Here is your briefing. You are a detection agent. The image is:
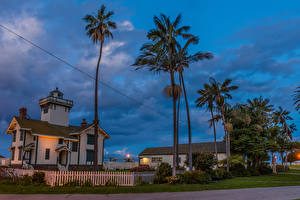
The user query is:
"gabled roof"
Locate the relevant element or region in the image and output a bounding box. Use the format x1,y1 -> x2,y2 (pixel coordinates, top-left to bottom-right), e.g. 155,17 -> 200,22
6,117 -> 109,139
139,141 -> 226,156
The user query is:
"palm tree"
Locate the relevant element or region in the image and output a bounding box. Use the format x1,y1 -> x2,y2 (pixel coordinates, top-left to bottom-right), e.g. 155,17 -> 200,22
273,106 -> 293,139
210,78 -> 238,171
196,82 -> 218,161
176,37 -> 213,170
83,5 -> 116,170
294,86 -> 300,112
133,14 -> 191,176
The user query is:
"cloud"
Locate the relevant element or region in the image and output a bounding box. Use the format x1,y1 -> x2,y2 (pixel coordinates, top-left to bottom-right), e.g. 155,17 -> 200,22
118,20 -> 134,31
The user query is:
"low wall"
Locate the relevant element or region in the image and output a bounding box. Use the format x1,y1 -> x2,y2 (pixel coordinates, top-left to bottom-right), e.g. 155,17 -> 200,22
103,162 -> 138,170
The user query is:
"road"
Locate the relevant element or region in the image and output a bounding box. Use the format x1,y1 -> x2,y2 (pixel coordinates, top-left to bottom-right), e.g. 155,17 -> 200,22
1,186 -> 300,200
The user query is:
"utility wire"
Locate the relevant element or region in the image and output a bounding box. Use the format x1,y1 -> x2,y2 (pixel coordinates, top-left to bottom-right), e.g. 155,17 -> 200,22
0,24 -> 183,122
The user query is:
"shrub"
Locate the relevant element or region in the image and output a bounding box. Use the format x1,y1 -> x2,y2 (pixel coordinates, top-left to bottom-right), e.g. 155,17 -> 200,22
186,153 -> 217,172
230,163 -> 250,177
32,172 -> 45,184
105,179 -> 117,187
166,176 -> 180,184
179,171 -> 211,184
258,165 -> 272,175
154,163 -> 172,184
19,175 -> 32,186
130,165 -> 154,172
247,168 -> 260,176
210,169 -> 232,181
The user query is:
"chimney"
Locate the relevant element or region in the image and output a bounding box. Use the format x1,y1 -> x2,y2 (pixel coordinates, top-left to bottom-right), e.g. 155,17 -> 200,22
19,107 -> 27,119
81,118 -> 87,127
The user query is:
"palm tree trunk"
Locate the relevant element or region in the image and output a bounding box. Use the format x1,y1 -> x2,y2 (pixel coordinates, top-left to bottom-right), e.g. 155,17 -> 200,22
176,76 -> 181,168
210,107 -> 218,161
220,106 -> 230,171
170,70 -> 177,176
180,72 -> 192,171
93,40 -> 103,171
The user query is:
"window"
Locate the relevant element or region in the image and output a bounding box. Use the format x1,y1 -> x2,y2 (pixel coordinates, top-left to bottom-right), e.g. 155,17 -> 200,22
11,148 -> 15,160
43,106 -> 48,114
12,131 -> 16,142
151,157 -> 163,163
87,134 -> 95,145
20,130 -> 24,141
177,157 -> 181,163
86,150 -> 94,164
58,139 -> 63,144
18,147 -> 22,161
45,149 -> 50,160
72,142 -> 78,152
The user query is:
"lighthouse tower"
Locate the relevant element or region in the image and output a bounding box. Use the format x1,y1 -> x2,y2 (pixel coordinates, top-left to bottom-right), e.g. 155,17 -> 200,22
39,88 -> 73,126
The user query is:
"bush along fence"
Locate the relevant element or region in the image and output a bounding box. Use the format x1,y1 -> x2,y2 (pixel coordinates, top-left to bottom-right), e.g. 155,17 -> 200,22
6,168 -> 140,186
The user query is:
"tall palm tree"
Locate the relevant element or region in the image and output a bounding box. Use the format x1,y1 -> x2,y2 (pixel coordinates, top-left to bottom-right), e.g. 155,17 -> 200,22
133,14 -> 191,176
273,106 -> 293,139
294,86 -> 300,112
83,5 -> 116,170
176,37 -> 213,170
210,78 -> 238,171
196,82 -> 218,161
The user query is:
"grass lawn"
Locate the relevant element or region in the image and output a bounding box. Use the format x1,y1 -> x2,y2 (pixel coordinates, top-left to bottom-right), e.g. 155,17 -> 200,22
0,172 -> 300,194
289,165 -> 300,170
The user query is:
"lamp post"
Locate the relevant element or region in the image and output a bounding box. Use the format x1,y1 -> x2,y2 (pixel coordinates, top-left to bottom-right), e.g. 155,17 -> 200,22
272,155 -> 277,174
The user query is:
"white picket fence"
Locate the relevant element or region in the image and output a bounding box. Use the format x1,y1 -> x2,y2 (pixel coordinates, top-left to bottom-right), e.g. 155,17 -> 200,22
46,171 -> 135,186
6,169 -> 135,186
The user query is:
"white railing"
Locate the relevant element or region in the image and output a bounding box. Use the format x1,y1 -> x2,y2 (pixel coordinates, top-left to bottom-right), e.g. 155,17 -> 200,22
5,169 -> 135,186
46,171 -> 135,186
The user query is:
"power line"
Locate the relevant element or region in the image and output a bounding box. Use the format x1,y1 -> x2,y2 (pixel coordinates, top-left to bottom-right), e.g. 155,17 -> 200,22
0,24 -> 181,122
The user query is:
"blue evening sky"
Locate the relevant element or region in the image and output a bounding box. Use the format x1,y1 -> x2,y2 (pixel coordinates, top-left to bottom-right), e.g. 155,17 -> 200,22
0,0 -> 299,158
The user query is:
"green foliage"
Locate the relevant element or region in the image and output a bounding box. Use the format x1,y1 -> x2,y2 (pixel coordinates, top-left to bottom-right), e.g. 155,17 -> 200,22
247,168 -> 260,176
186,152 -> 217,172
257,165 -> 273,175
230,163 -> 250,177
179,171 -> 211,184
219,154 -> 245,167
155,163 -> 172,184
209,169 -> 232,181
32,172 -> 45,184
166,176 -> 181,184
287,152 -> 298,163
19,175 -> 33,186
105,179 -> 117,187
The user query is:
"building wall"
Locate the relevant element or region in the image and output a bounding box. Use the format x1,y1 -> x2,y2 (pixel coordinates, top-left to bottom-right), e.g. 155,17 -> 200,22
140,153 -> 227,168
36,136 -> 60,165
41,104 -> 70,126
78,127 -> 104,165
10,123 -> 23,165
9,123 -> 105,166
140,154 -> 187,168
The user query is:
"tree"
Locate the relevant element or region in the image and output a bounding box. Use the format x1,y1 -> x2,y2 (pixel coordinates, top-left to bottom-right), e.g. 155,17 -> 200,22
294,86 -> 300,113
287,152 -> 297,164
210,78 -> 238,171
176,37 -> 213,170
133,14 -> 192,176
196,81 -> 218,160
83,5 -> 116,170
185,152 -> 217,172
